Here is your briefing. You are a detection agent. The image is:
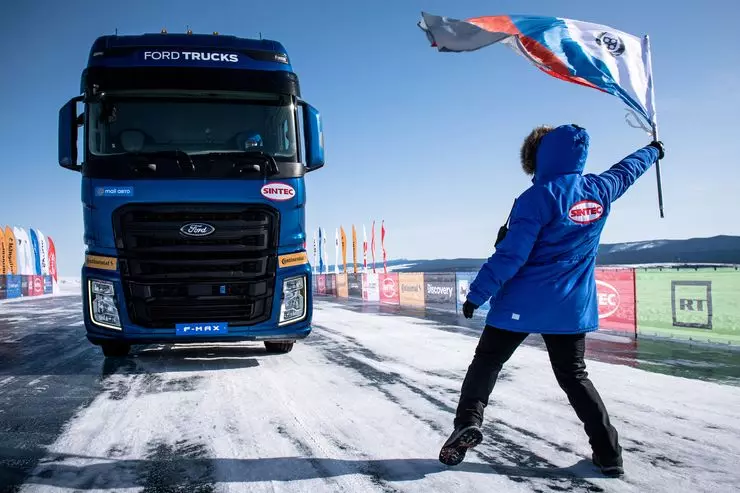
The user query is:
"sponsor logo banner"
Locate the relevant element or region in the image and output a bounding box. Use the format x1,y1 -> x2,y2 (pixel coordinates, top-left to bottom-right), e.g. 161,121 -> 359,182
336,273 -> 349,298
456,272 -> 490,318
399,273 -> 425,308
325,273 -> 337,296
595,268 -> 636,334
5,275 -> 21,299
379,273 -> 400,305
348,273 -> 363,299
317,274 -> 327,296
362,273 -> 380,302
424,273 -> 456,310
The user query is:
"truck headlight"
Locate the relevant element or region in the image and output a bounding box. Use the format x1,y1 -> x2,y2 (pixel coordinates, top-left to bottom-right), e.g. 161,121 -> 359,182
89,279 -> 121,330
279,275 -> 306,325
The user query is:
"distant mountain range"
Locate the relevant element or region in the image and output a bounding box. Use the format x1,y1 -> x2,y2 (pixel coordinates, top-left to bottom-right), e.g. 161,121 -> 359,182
327,235 -> 740,273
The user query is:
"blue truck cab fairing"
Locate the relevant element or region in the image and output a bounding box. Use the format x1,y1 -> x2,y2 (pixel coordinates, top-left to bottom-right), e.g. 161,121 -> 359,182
58,31 -> 325,357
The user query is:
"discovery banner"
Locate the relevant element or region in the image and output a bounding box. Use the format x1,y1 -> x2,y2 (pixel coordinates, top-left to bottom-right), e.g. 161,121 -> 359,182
424,273 -> 457,311
348,273 -> 363,299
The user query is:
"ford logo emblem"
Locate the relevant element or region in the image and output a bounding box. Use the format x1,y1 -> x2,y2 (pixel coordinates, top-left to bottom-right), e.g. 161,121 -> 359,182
180,222 -> 216,237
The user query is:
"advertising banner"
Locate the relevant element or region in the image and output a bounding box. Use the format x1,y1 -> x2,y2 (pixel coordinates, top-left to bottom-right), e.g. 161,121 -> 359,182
456,272 -> 490,318
595,268 -> 636,335
317,274 -> 327,296
21,276 -> 30,296
636,267 -> 740,345
311,272 -> 318,294
0,276 -> 5,300
399,273 -> 425,308
336,273 -> 349,298
5,275 -> 21,299
424,273 -> 457,312
43,275 -> 53,295
325,274 -> 337,296
348,273 -> 363,299
362,273 -> 380,302
379,273 -> 400,305
31,275 -> 44,296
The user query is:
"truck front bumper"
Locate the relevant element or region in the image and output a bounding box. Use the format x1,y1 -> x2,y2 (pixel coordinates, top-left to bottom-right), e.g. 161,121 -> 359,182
82,263 -> 313,346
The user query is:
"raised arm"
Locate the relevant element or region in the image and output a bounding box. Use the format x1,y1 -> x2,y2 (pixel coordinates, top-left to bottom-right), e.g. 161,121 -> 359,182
595,142 -> 664,203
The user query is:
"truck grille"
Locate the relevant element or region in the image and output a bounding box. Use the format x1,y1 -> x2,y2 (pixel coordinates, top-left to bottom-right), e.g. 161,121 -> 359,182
113,204 -> 279,328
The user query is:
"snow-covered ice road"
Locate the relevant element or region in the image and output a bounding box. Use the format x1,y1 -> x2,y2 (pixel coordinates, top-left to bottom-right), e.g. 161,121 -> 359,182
2,296 -> 740,493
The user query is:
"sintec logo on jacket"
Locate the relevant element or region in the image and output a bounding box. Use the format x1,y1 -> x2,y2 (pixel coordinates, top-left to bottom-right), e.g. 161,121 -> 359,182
568,200 -> 604,224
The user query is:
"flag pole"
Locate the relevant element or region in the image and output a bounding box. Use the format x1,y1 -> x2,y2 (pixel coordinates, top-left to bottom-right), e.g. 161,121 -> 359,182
644,34 -> 664,218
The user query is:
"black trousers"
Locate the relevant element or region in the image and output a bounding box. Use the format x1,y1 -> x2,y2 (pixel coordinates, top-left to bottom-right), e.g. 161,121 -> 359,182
454,325 -> 622,462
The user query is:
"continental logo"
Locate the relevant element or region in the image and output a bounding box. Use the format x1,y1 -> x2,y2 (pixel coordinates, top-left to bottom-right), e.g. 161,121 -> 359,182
278,251 -> 308,268
85,254 -> 117,271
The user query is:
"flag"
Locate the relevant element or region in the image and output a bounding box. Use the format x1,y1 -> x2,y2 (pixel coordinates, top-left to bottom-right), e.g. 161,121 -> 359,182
371,220 -> 376,273
351,225 -> 358,274
334,228 -> 340,274
312,230 -> 318,273
322,227 -> 329,273
418,12 -> 656,128
362,225 -> 368,272
340,226 -> 347,273
381,220 -> 387,274
318,228 -> 324,273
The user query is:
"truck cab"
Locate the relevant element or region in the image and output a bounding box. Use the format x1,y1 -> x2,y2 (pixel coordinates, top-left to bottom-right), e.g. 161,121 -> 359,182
58,31 -> 324,357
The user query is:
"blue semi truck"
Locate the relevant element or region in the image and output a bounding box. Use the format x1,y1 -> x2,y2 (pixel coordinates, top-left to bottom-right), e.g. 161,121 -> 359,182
58,30 -> 324,357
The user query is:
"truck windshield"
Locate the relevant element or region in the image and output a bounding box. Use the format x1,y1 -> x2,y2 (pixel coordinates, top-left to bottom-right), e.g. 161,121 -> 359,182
87,94 -> 297,162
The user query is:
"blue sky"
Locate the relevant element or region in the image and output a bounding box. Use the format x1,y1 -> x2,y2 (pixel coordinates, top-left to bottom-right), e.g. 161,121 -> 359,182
2,0 -> 739,275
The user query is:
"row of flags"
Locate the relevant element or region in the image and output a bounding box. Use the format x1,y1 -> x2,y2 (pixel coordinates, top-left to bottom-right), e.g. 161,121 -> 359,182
312,221 -> 387,274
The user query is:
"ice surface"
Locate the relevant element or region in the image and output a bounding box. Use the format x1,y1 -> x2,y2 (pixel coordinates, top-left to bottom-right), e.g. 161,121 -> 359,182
17,301 -> 740,492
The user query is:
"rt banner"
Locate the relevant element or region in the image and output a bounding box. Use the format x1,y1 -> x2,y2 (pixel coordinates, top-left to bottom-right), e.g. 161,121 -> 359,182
379,273 -> 400,305
595,268 -> 636,335
424,273 -> 456,312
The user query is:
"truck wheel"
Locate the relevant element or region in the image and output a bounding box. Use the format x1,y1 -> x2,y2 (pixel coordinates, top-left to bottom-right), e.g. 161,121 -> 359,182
101,343 -> 131,358
264,341 -> 294,354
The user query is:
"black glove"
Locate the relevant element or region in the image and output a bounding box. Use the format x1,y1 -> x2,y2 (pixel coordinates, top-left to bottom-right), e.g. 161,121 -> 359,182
648,140 -> 665,160
462,300 -> 478,319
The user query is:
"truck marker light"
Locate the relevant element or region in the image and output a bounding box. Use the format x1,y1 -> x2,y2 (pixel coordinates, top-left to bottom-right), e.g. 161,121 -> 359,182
86,254 -> 117,271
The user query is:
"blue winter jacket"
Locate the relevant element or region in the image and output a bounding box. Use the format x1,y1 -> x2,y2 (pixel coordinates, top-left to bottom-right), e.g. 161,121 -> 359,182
467,124 -> 659,334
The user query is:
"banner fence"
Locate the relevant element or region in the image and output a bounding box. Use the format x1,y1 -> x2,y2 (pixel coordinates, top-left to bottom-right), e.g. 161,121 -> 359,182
312,266 -> 740,345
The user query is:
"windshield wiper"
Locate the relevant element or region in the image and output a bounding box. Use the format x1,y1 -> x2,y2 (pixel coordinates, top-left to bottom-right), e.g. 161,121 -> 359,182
201,151 -> 280,176
125,150 -> 196,174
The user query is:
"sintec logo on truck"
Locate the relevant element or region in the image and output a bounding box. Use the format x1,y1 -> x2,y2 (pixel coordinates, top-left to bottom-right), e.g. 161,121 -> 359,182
59,30 -> 325,358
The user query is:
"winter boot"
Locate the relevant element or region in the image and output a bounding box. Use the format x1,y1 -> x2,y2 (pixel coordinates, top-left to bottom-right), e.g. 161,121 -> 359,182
592,453 -> 624,477
439,424 -> 483,466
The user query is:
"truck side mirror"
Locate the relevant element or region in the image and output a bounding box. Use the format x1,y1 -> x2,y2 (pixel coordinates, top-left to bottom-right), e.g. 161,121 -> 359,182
300,102 -> 324,172
59,96 -> 83,172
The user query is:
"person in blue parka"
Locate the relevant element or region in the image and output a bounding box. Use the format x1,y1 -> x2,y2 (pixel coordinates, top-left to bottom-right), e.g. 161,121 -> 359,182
439,123 -> 664,477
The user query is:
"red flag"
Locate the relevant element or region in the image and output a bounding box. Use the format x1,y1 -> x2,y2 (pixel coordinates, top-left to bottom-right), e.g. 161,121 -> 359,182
371,220 -> 376,273
381,220 -> 387,274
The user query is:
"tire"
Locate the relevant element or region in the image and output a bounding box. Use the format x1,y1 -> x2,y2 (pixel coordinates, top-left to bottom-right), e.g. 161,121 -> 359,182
264,341 -> 294,354
101,343 -> 131,358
